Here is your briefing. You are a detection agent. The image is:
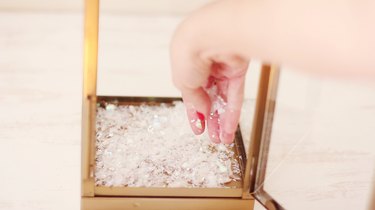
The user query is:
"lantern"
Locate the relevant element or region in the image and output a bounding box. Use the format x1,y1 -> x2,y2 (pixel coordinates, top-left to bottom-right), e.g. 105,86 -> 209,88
81,0 -> 284,210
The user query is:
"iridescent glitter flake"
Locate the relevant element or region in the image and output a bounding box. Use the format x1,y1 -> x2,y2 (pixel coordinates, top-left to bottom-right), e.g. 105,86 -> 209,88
95,101 -> 242,188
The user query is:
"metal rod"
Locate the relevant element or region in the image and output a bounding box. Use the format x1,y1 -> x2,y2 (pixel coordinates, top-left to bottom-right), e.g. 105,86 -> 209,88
242,65 -> 272,198
82,0 -> 99,197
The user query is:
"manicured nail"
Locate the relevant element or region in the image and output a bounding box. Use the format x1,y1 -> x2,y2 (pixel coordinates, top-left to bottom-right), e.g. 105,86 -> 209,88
187,109 -> 205,135
220,131 -> 235,144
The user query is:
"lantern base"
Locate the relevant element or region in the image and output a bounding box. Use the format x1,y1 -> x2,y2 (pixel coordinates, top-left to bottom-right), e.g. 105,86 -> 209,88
82,196 -> 255,210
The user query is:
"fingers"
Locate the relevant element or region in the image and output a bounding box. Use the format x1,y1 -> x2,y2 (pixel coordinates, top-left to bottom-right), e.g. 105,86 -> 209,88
170,17 -> 248,143
205,58 -> 247,144
205,75 -> 245,144
219,75 -> 246,144
206,77 -> 228,143
170,41 -> 211,135
170,21 -> 213,136
207,110 -> 221,143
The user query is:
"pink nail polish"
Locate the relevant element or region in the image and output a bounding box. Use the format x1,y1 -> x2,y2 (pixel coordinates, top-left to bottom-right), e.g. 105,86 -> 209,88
188,110 -> 205,135
197,112 -> 205,121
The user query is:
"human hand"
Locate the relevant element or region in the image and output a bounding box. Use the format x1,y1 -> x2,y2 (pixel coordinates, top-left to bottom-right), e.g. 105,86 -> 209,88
170,0 -> 375,144
170,1 -> 249,144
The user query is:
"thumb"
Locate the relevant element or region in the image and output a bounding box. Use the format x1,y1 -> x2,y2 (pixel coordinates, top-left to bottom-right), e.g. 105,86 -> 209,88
181,87 -> 211,135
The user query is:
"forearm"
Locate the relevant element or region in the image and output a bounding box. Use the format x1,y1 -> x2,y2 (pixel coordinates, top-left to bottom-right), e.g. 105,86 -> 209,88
181,0 -> 375,80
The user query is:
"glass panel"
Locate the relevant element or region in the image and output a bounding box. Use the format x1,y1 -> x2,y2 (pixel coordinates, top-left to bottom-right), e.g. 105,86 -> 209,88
97,1 -> 182,97
260,70 -> 375,210
240,60 -> 262,157
93,1 -> 248,195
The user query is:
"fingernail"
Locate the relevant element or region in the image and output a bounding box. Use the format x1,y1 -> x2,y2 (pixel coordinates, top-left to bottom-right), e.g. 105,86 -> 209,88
188,109 -> 205,135
220,131 -> 235,144
209,129 -> 220,143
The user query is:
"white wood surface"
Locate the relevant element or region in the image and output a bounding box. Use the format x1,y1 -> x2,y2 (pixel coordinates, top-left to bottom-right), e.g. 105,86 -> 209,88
0,9 -> 374,210
261,71 -> 375,210
0,12 -> 82,210
0,0 -> 211,15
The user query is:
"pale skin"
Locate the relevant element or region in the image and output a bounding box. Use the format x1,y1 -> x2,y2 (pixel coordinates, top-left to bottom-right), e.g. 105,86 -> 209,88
170,0 -> 375,144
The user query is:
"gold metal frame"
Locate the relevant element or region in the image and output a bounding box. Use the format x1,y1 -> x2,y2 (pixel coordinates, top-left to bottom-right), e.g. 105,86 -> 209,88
82,0 -> 99,198
81,0 -> 283,209
247,66 -> 285,210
